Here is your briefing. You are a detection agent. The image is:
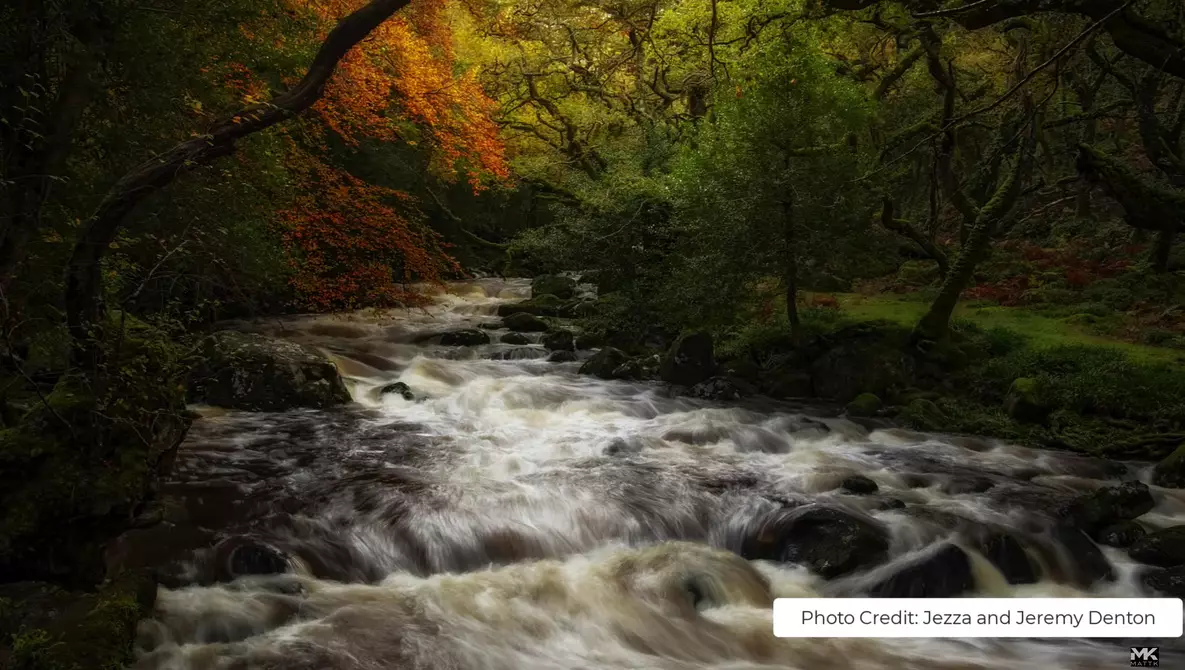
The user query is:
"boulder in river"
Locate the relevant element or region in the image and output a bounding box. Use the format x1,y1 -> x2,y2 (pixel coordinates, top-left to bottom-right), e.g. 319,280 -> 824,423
543,330 -> 575,351
840,475 -> 879,495
189,331 -> 351,411
612,354 -> 661,381
809,331 -> 914,401
503,312 -> 550,332
1057,480 -> 1154,534
579,347 -> 629,379
1003,377 -> 1052,423
439,329 -> 490,346
978,532 -> 1038,584
1097,521 -> 1146,548
740,505 -> 889,579
501,332 -> 531,345
1142,565 -> 1185,598
1052,526 -> 1115,586
845,393 -> 882,418
1128,526 -> 1185,567
687,376 -> 744,401
379,382 -> 415,401
659,332 -> 716,386
868,543 -> 974,598
547,350 -> 578,363
1152,442 -> 1185,488
574,331 -> 604,350
497,294 -> 564,317
531,274 -> 577,300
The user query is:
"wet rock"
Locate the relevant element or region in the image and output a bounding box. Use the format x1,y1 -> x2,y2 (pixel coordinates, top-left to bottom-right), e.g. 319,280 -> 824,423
942,476 -> 996,494
543,330 -> 575,351
558,299 -> 596,318
659,332 -> 716,386
1097,521 -> 1146,548
1142,565 -> 1185,598
1129,526 -> 1185,567
189,331 -> 352,411
762,369 -> 813,398
868,544 -> 974,598
497,294 -> 564,317
810,332 -> 914,401
503,312 -> 550,332
840,475 -> 879,495
741,505 -> 890,579
1004,377 -> 1052,423
439,329 -> 490,346
531,274 -> 577,300
604,438 -> 643,456
897,397 -> 946,430
1052,526 -> 1115,586
1058,481 -> 1154,533
212,537 -> 289,581
688,376 -> 743,401
979,532 -> 1038,585
379,382 -> 415,401
500,332 -> 530,345
547,350 -> 578,363
574,332 -> 604,350
478,321 -> 503,330
579,347 -> 629,379
1153,443 -> 1185,488
845,393 -> 882,418
612,354 -> 661,381
876,498 -> 907,510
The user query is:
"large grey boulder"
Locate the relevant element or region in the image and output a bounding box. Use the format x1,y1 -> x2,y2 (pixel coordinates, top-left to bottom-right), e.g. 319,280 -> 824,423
659,332 -> 716,386
189,331 -> 351,411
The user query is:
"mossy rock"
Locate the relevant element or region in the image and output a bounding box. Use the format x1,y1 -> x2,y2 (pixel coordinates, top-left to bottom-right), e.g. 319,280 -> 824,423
1153,443 -> 1185,488
846,393 -> 883,418
1,571 -> 155,670
188,331 -> 352,411
531,274 -> 577,300
1003,377 -> 1052,424
496,294 -> 565,317
898,398 -> 947,431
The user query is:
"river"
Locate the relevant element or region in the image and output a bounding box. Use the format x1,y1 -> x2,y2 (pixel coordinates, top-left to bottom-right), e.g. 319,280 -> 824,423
125,278 -> 1185,669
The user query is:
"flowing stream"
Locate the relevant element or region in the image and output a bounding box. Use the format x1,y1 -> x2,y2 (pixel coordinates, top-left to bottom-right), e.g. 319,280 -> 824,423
125,279 -> 1185,669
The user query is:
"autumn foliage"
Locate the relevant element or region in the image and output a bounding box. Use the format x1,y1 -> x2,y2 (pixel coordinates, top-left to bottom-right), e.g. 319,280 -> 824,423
218,0 -> 508,310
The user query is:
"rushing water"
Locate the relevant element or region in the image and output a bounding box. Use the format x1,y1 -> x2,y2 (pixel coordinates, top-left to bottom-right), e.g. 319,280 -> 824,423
126,279 -> 1185,669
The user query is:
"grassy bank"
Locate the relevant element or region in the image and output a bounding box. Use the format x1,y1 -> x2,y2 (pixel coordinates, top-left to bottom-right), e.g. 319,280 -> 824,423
713,293 -> 1185,462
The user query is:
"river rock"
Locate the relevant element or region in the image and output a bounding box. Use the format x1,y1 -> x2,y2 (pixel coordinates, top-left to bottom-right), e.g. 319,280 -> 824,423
840,475 -> 879,495
1052,526 -> 1115,586
497,294 -> 564,317
503,312 -> 550,332
868,543 -> 974,598
979,532 -> 1038,584
687,376 -> 744,401
845,393 -> 882,417
558,299 -> 596,318
547,350 -> 578,363
500,332 -> 530,345
574,332 -> 604,350
1152,443 -> 1185,488
613,354 -> 661,381
740,505 -> 889,579
543,330 -> 575,351
1058,481 -> 1154,533
1128,526 -> 1185,567
1004,377 -> 1052,423
189,331 -> 351,411
379,382 -> 414,401
531,274 -> 576,300
579,347 -> 629,379
809,332 -> 914,401
439,329 -> 490,346
1142,565 -> 1185,598
659,332 -> 716,386
1097,521 -> 1146,548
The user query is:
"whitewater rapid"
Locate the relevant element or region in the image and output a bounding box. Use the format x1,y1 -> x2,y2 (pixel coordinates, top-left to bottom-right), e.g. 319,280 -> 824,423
126,279 -> 1185,669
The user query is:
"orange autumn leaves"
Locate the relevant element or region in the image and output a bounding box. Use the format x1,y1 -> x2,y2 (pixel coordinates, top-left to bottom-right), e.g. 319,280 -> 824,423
235,0 -> 508,310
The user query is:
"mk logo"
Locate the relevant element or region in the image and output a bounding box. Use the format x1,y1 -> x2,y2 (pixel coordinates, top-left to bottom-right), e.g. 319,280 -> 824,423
1130,647 -> 1160,668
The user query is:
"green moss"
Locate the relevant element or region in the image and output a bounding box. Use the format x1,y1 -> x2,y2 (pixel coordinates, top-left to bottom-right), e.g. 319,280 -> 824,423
846,392 -> 883,417
11,628 -> 58,669
1154,443 -> 1185,488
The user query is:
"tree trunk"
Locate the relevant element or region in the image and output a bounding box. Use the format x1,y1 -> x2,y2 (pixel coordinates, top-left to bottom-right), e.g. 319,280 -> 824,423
1076,118 -> 1097,217
63,0 -> 412,369
781,195 -> 800,343
1154,225 -> 1175,273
